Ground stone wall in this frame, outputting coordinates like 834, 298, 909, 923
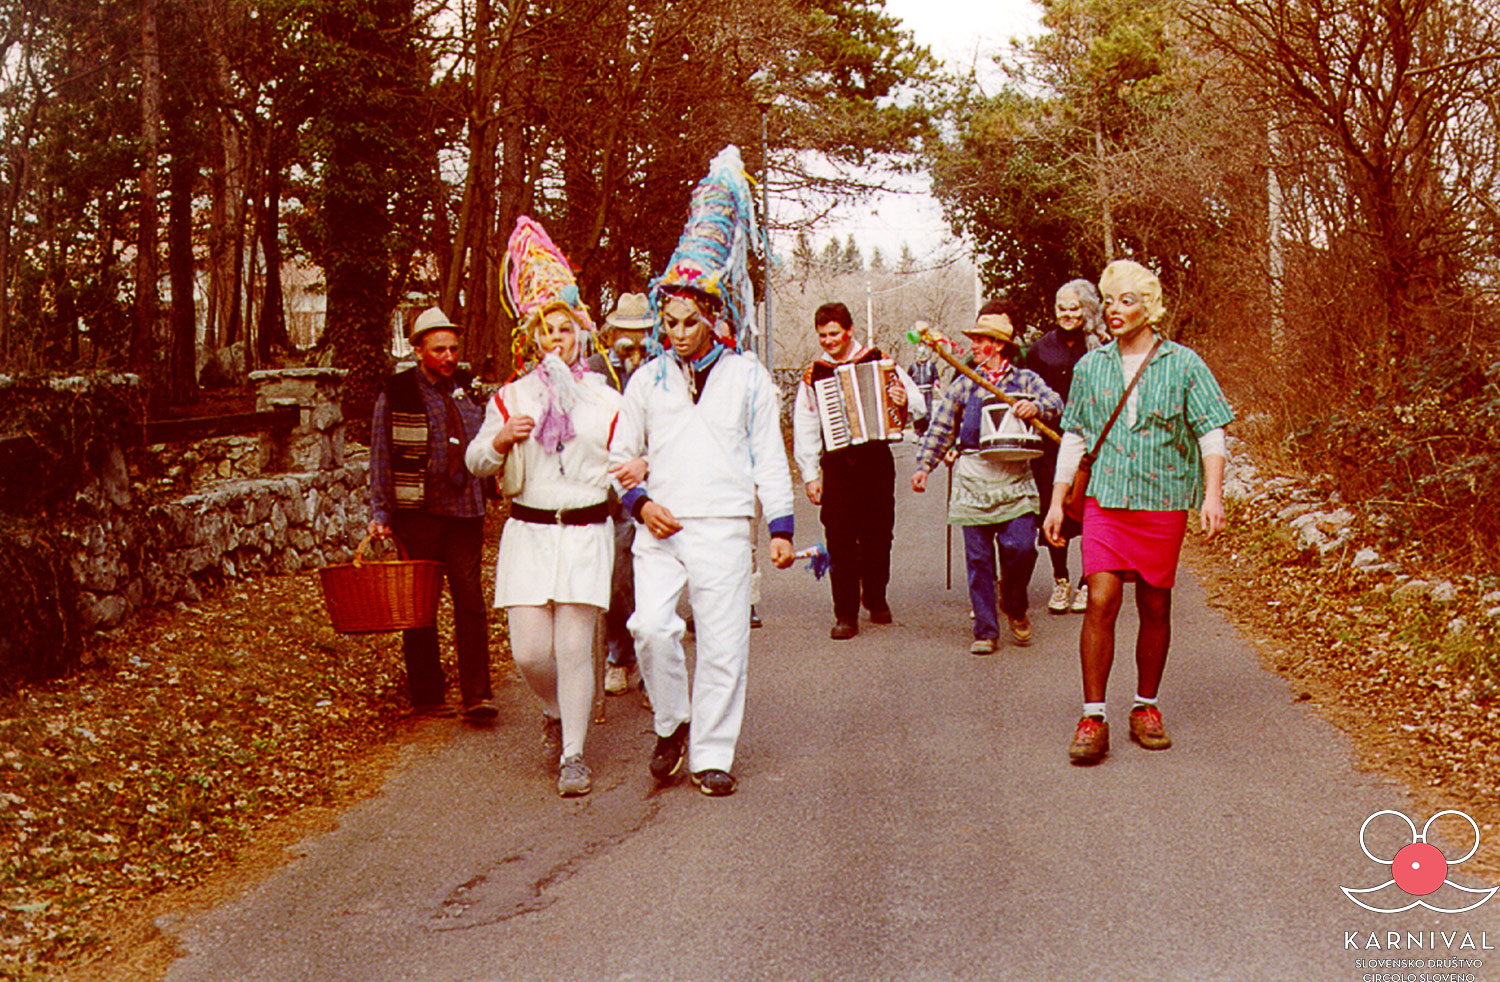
62, 369, 371, 634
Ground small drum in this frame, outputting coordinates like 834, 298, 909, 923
978, 402, 1044, 462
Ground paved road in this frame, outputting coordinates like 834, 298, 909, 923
164, 441, 1500, 982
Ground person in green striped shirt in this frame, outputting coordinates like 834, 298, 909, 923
1042, 260, 1234, 766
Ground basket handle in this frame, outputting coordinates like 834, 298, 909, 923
355, 530, 411, 567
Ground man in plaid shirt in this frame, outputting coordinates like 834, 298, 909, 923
911, 299, 1062, 655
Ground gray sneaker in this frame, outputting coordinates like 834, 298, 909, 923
557, 754, 592, 797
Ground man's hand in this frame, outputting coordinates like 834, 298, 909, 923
1200, 493, 1226, 541
886, 379, 907, 407
494, 413, 535, 451
770, 538, 794, 569
805, 479, 823, 505
1041, 501, 1066, 548
368, 521, 391, 538
610, 457, 648, 489
910, 469, 928, 493
640, 500, 683, 539
1012, 399, 1038, 421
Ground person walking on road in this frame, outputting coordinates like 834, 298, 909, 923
1042, 259, 1234, 766
368, 307, 498, 724
1025, 279, 1103, 615
587, 292, 654, 699
792, 301, 925, 640
466, 218, 622, 797
910, 299, 1062, 655
610, 146, 795, 798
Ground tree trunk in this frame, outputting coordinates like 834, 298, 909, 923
167, 108, 199, 404
132, 0, 168, 405
258, 142, 289, 361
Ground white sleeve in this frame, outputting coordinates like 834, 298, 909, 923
608, 371, 648, 492
895, 364, 927, 418
464, 392, 508, 477
1198, 427, 1226, 460
1053, 431, 1087, 487
750, 363, 795, 525
791, 379, 824, 483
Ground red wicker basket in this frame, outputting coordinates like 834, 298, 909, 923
319, 532, 444, 634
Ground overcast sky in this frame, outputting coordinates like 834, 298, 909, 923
790, 0, 1043, 266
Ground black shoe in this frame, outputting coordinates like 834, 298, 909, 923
830, 620, 858, 640
410, 702, 457, 719
691, 769, 738, 796
462, 698, 499, 724
867, 606, 892, 624
649, 722, 689, 784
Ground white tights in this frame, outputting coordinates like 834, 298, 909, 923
507, 603, 597, 760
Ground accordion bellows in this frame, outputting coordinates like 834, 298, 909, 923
814, 360, 906, 451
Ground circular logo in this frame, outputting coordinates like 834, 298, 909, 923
1392, 842, 1448, 896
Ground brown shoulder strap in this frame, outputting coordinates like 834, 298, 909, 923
1086, 337, 1163, 459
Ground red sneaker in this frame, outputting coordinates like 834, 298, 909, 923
1128, 705, 1172, 750
1068, 716, 1109, 765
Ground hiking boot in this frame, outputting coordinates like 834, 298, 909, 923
1128, 705, 1173, 750
1008, 613, 1033, 646
1068, 716, 1109, 765
691, 769, 738, 797
541, 717, 563, 766
604, 665, 630, 695
649, 722, 689, 784
557, 755, 592, 797
1048, 578, 1071, 614
1071, 583, 1089, 613
830, 620, 858, 640
969, 638, 998, 655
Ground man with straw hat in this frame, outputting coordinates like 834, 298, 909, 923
910, 298, 1062, 656
369, 306, 498, 723
609, 146, 795, 798
589, 293, 653, 698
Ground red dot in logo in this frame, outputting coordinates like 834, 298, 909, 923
1392, 842, 1448, 896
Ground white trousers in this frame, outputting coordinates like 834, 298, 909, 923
629, 517, 753, 774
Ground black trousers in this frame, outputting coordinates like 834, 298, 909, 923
391, 513, 491, 707
820, 442, 896, 622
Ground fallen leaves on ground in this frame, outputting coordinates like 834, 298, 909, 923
0, 514, 512, 981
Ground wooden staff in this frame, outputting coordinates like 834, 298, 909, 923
908, 321, 1062, 444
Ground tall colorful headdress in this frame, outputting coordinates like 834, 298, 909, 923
501, 216, 594, 365
648, 145, 760, 348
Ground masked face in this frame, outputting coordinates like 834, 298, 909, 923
537, 308, 579, 364
1055, 293, 1086, 333
662, 296, 714, 360
1099, 260, 1164, 340
613, 332, 647, 372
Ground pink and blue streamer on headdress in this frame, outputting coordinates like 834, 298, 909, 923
647, 145, 760, 353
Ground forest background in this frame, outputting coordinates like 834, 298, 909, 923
3, 0, 1500, 563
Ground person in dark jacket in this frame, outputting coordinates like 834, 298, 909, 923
1024, 279, 1102, 615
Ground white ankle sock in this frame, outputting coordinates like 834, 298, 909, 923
1132, 694, 1159, 710
1083, 701, 1107, 721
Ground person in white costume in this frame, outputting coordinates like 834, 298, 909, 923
611, 287, 795, 797
465, 217, 621, 798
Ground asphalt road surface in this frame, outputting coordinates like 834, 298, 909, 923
163, 441, 1500, 982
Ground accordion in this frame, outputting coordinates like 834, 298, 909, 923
814, 359, 906, 452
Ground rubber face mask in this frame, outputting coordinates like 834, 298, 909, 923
1055, 293, 1086, 333
1099, 260, 1165, 340
536, 307, 581, 365
661, 295, 714, 360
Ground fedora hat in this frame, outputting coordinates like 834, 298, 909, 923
606, 293, 654, 330
408, 306, 461, 345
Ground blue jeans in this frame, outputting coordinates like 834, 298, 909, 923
962, 514, 1038, 640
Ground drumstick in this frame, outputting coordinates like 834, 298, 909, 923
908, 322, 1061, 444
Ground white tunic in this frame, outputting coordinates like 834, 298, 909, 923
465, 369, 621, 608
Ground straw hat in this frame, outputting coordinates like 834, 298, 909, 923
962, 313, 1015, 343
606, 293, 654, 330
408, 306, 461, 345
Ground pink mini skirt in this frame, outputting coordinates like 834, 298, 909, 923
1080, 499, 1189, 589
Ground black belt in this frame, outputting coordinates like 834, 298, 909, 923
509, 501, 610, 526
